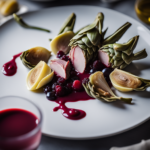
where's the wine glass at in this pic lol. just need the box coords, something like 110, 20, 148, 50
135, 0, 150, 25
0, 96, 43, 150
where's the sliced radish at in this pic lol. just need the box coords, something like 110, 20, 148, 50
50, 59, 70, 79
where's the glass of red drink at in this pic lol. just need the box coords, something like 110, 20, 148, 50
0, 96, 43, 150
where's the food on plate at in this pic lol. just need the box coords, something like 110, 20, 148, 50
83, 71, 132, 103
2, 10, 150, 120
13, 13, 50, 32
20, 46, 51, 69
50, 31, 75, 55
69, 12, 104, 73
26, 61, 54, 90
50, 59, 71, 79
110, 69, 150, 92
50, 13, 76, 54
98, 36, 147, 69
69, 12, 132, 73
0, 0, 19, 16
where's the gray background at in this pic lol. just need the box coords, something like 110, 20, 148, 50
16, 0, 150, 149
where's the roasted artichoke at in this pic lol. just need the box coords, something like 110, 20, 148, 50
110, 69, 150, 92
26, 61, 54, 90
50, 13, 76, 55
69, 13, 132, 73
83, 71, 132, 103
98, 36, 147, 69
69, 12, 104, 73
20, 46, 51, 69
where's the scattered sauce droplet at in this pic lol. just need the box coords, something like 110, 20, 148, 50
2, 52, 22, 76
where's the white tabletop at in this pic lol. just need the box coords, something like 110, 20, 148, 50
4, 0, 150, 149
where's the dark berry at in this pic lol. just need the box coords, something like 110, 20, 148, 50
57, 77, 66, 85
61, 55, 69, 61
66, 82, 73, 93
52, 83, 58, 90
93, 60, 105, 71
67, 82, 73, 89
82, 77, 89, 84
46, 91, 57, 100
89, 68, 96, 74
105, 77, 112, 87
57, 51, 65, 58
102, 68, 113, 77
72, 80, 83, 91
70, 70, 77, 76
44, 86, 52, 94
71, 76, 79, 82
55, 85, 66, 97
105, 76, 110, 83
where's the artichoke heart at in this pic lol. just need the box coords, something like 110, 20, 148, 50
50, 31, 75, 55
50, 13, 76, 55
110, 69, 150, 92
20, 46, 51, 69
83, 71, 132, 103
26, 61, 54, 90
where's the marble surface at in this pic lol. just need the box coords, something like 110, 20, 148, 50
4, 0, 150, 149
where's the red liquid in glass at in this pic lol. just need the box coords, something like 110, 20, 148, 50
2, 52, 22, 76
0, 108, 41, 150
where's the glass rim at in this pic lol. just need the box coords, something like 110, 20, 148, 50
0, 95, 43, 141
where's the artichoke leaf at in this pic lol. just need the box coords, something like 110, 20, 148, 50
103, 22, 132, 45
58, 13, 76, 34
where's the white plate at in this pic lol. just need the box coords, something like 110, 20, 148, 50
0, 5, 150, 139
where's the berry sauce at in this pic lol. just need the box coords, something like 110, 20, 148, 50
2, 52, 22, 76
0, 108, 38, 138
53, 90, 92, 120
46, 71, 94, 120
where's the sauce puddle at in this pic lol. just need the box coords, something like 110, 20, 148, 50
53, 91, 93, 120
2, 52, 22, 76
50, 72, 94, 120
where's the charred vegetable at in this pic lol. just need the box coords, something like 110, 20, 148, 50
26, 61, 54, 90
83, 71, 132, 103
110, 69, 150, 92
50, 13, 76, 55
20, 46, 51, 69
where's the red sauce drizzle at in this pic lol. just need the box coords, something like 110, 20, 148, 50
52, 72, 94, 120
2, 52, 22, 76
